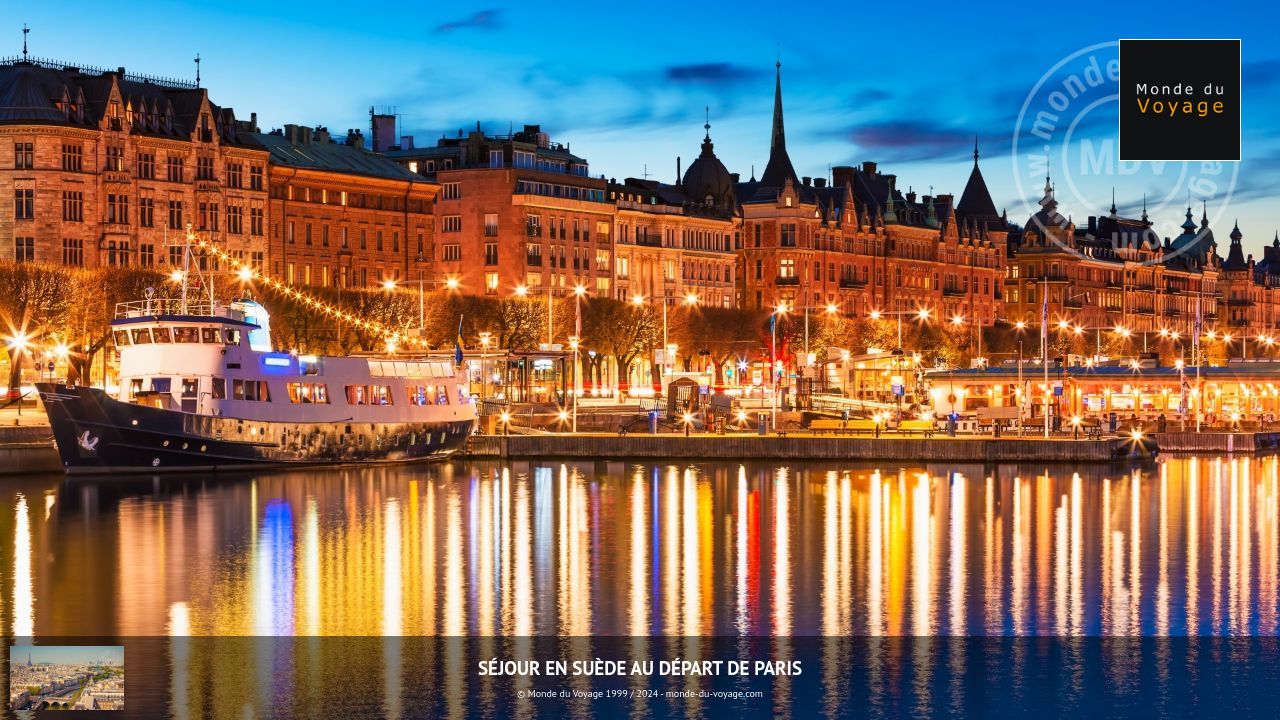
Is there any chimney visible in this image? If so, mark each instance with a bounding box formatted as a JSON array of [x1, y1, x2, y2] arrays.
[[676, 156, 681, 185], [250, 112, 258, 132], [906, 189, 917, 204], [814, 178, 827, 188], [802, 176, 811, 187], [400, 135, 414, 150], [117, 66, 126, 75], [863, 161, 878, 175], [313, 126, 330, 143], [1088, 216, 1097, 233], [371, 112, 396, 153], [832, 166, 854, 188], [283, 123, 300, 143], [730, 173, 740, 183], [346, 128, 364, 148]]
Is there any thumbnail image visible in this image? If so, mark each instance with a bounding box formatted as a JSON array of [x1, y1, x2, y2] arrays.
[[8, 646, 124, 711]]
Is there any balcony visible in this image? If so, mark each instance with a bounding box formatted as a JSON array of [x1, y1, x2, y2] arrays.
[[526, 225, 542, 237], [526, 256, 542, 267], [942, 287, 966, 297], [1135, 307, 1155, 315], [103, 170, 130, 184], [776, 275, 800, 286], [196, 180, 220, 193], [838, 277, 866, 289], [636, 236, 662, 248], [1228, 298, 1254, 307], [1164, 308, 1181, 317]]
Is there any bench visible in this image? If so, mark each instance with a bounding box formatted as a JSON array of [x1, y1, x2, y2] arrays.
[[897, 420, 936, 437], [807, 418, 880, 435]]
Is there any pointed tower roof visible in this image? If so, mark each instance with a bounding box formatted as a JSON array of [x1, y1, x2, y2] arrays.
[[1225, 220, 1247, 270], [759, 61, 799, 188], [956, 138, 999, 219]]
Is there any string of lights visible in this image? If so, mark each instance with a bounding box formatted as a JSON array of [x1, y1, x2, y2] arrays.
[[191, 239, 431, 351]]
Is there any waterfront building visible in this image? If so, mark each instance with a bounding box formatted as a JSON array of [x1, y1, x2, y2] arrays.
[[608, 115, 740, 309], [384, 124, 612, 298], [0, 56, 269, 269], [734, 64, 1008, 328], [1006, 182, 1223, 345], [249, 124, 438, 290]]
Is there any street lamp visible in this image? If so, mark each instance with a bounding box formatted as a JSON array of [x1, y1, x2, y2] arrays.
[[478, 331, 492, 405], [771, 302, 789, 419]]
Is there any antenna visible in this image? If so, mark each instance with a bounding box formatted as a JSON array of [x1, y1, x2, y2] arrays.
[[22, 23, 29, 60], [194, 53, 200, 87]]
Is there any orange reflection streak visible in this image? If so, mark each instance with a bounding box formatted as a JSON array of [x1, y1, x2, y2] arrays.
[[949, 473, 966, 636], [1187, 458, 1199, 634], [303, 498, 320, 636], [1035, 472, 1051, 627], [477, 479, 494, 635], [823, 471, 839, 635], [983, 475, 1001, 634], [13, 493, 32, 640], [1012, 476, 1026, 635], [773, 466, 792, 636], [1054, 494, 1066, 635], [839, 472, 853, 635], [682, 467, 701, 635], [444, 489, 464, 636], [868, 471, 884, 637], [630, 467, 649, 637], [911, 473, 931, 636], [513, 475, 532, 637], [662, 466, 680, 634], [886, 471, 907, 636], [423, 480, 438, 636], [1212, 458, 1224, 633], [383, 497, 402, 637], [1157, 464, 1170, 636]]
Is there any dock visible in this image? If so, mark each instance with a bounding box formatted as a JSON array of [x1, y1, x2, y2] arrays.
[[466, 434, 1144, 463], [1157, 431, 1280, 453]]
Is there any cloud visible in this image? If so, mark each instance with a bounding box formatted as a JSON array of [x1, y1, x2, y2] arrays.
[[1245, 60, 1280, 90], [435, 9, 503, 33], [664, 63, 762, 85], [848, 120, 986, 162], [849, 88, 891, 106]]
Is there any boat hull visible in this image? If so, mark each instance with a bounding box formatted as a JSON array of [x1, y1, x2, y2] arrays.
[[37, 384, 474, 475]]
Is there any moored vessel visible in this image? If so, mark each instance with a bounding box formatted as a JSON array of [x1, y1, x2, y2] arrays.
[[39, 265, 474, 474]]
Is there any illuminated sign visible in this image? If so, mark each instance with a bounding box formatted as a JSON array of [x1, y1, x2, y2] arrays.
[[262, 355, 292, 368]]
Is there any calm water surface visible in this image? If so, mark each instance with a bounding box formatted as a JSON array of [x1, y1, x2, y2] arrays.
[[4, 456, 1279, 718]]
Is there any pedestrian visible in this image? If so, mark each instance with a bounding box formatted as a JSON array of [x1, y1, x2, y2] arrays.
[[1157, 414, 1167, 433]]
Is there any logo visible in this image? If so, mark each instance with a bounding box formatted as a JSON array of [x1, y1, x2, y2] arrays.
[[1119, 39, 1241, 161], [76, 430, 99, 453], [1012, 41, 1239, 267]]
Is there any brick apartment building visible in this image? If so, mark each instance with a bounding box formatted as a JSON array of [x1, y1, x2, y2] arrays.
[[384, 123, 611, 298], [251, 124, 437, 290], [0, 57, 269, 270]]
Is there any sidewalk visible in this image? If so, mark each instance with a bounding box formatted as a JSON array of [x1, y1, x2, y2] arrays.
[[0, 403, 50, 427]]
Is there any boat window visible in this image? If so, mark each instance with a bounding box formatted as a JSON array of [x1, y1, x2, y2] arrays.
[[113, 330, 130, 347], [152, 377, 172, 393], [212, 378, 226, 400], [287, 382, 329, 404], [201, 327, 221, 343], [174, 327, 199, 343], [407, 385, 430, 406], [299, 356, 319, 375], [152, 327, 173, 343], [128, 378, 143, 399], [131, 328, 153, 344], [232, 379, 271, 402], [457, 386, 470, 405], [224, 329, 241, 346], [181, 378, 199, 398], [345, 384, 393, 405], [436, 385, 450, 405]]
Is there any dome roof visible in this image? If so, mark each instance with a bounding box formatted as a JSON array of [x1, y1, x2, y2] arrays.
[[682, 126, 734, 210]]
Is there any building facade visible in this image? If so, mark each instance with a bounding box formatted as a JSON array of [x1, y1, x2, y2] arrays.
[[251, 124, 437, 290], [0, 58, 269, 269], [385, 124, 613, 299]]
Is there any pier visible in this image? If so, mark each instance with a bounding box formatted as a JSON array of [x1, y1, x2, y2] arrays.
[[466, 434, 1141, 463]]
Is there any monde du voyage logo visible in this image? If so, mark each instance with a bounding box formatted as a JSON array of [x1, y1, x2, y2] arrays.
[[1119, 39, 1241, 161]]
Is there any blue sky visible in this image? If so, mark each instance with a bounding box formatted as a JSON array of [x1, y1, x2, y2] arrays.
[[9, 645, 123, 665], [15, 1, 1280, 254]]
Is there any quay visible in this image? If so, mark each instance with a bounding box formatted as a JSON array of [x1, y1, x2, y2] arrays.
[[466, 433, 1144, 463]]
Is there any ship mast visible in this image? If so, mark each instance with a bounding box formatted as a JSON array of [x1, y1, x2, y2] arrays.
[[176, 223, 215, 314]]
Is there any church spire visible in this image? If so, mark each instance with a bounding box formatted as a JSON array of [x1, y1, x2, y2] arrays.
[[759, 60, 798, 188], [957, 136, 999, 222], [1109, 188, 1117, 217]]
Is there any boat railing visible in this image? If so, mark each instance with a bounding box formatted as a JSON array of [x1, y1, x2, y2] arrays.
[[115, 299, 245, 321]]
